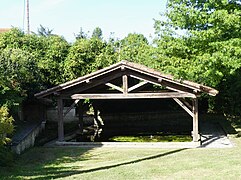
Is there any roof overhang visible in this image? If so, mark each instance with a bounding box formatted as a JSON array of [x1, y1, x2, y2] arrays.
[[35, 60, 218, 100]]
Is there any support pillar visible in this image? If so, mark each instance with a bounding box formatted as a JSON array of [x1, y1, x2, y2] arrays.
[[122, 75, 128, 95], [77, 101, 84, 134], [57, 98, 64, 142], [192, 98, 199, 142]]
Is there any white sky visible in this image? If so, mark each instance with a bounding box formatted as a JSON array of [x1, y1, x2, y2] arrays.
[[0, 0, 167, 42]]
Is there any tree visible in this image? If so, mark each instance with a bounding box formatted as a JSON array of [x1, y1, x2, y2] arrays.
[[63, 38, 107, 80], [92, 27, 103, 39], [118, 33, 156, 67], [37, 35, 70, 87], [75, 27, 88, 40], [154, 0, 241, 114], [37, 25, 54, 37]]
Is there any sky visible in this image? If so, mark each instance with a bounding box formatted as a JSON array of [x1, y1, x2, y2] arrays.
[[0, 0, 167, 42]]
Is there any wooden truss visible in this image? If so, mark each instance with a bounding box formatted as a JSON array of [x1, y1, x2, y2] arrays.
[[35, 60, 218, 143]]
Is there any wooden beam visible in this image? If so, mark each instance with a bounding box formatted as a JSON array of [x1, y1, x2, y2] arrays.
[[57, 98, 64, 142], [130, 74, 187, 93], [122, 75, 128, 95], [180, 98, 192, 110], [128, 71, 197, 94], [128, 81, 148, 92], [126, 66, 201, 93], [62, 71, 124, 95], [173, 98, 193, 117], [70, 92, 196, 99], [63, 99, 79, 117], [105, 83, 123, 92], [192, 98, 199, 142], [77, 101, 84, 135]]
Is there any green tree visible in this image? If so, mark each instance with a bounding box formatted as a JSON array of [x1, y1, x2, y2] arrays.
[[118, 33, 156, 67], [37, 35, 70, 87], [75, 27, 88, 40], [37, 25, 54, 37], [64, 38, 109, 80], [92, 27, 103, 39], [154, 0, 241, 114]]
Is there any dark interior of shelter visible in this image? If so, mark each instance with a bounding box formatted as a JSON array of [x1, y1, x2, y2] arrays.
[[74, 98, 193, 142]]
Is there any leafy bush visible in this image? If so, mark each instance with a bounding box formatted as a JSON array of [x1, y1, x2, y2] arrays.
[[0, 106, 14, 146], [0, 106, 14, 167]]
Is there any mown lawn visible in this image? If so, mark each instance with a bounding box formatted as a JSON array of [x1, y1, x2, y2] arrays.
[[1, 114, 241, 180], [0, 137, 241, 180]]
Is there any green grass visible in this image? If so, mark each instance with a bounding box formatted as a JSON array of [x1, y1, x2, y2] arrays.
[[1, 114, 241, 179], [110, 135, 192, 142], [0, 137, 240, 179]]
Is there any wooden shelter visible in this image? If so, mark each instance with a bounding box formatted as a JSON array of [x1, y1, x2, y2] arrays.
[[35, 60, 218, 143]]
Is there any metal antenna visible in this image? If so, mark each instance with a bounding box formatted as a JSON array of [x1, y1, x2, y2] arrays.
[[23, 0, 25, 31], [26, 0, 30, 34]]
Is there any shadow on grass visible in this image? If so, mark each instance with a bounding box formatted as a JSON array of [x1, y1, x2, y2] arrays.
[[0, 146, 94, 180], [31, 148, 186, 180]]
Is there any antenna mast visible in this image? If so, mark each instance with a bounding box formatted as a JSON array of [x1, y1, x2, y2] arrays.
[[26, 0, 30, 34]]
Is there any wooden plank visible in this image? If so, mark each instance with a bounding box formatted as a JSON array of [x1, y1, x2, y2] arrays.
[[105, 83, 123, 92], [192, 98, 199, 142], [57, 98, 64, 142], [62, 71, 124, 95], [128, 71, 197, 95], [173, 98, 193, 117], [130, 74, 188, 94], [63, 99, 79, 117], [128, 81, 148, 92], [126, 66, 201, 93], [70, 92, 196, 99], [122, 75, 128, 95], [35, 66, 122, 98], [180, 98, 192, 110]]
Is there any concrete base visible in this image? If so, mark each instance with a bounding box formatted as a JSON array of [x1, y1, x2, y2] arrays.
[[55, 141, 201, 149]]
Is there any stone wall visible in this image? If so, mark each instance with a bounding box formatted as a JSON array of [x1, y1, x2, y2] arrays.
[[11, 121, 45, 154], [47, 107, 78, 122]]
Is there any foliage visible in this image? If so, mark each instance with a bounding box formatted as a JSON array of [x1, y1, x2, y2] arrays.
[[37, 24, 54, 37], [119, 33, 151, 63], [154, 0, 241, 114], [75, 27, 88, 40], [64, 37, 116, 80], [0, 47, 39, 106], [0, 106, 14, 146], [92, 27, 103, 39], [0, 28, 70, 106], [37, 35, 70, 87]]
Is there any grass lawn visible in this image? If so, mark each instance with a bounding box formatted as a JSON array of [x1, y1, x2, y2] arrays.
[[0, 138, 240, 179], [1, 115, 241, 179]]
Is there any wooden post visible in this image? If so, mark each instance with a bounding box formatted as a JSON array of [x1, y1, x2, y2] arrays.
[[122, 75, 128, 95], [57, 98, 64, 142], [192, 98, 199, 142], [78, 101, 84, 134]]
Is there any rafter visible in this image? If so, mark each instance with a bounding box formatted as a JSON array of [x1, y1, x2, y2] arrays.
[[173, 98, 193, 117], [128, 81, 148, 92], [105, 83, 123, 92]]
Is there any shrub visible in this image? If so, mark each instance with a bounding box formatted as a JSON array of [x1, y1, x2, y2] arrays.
[[0, 106, 14, 146]]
